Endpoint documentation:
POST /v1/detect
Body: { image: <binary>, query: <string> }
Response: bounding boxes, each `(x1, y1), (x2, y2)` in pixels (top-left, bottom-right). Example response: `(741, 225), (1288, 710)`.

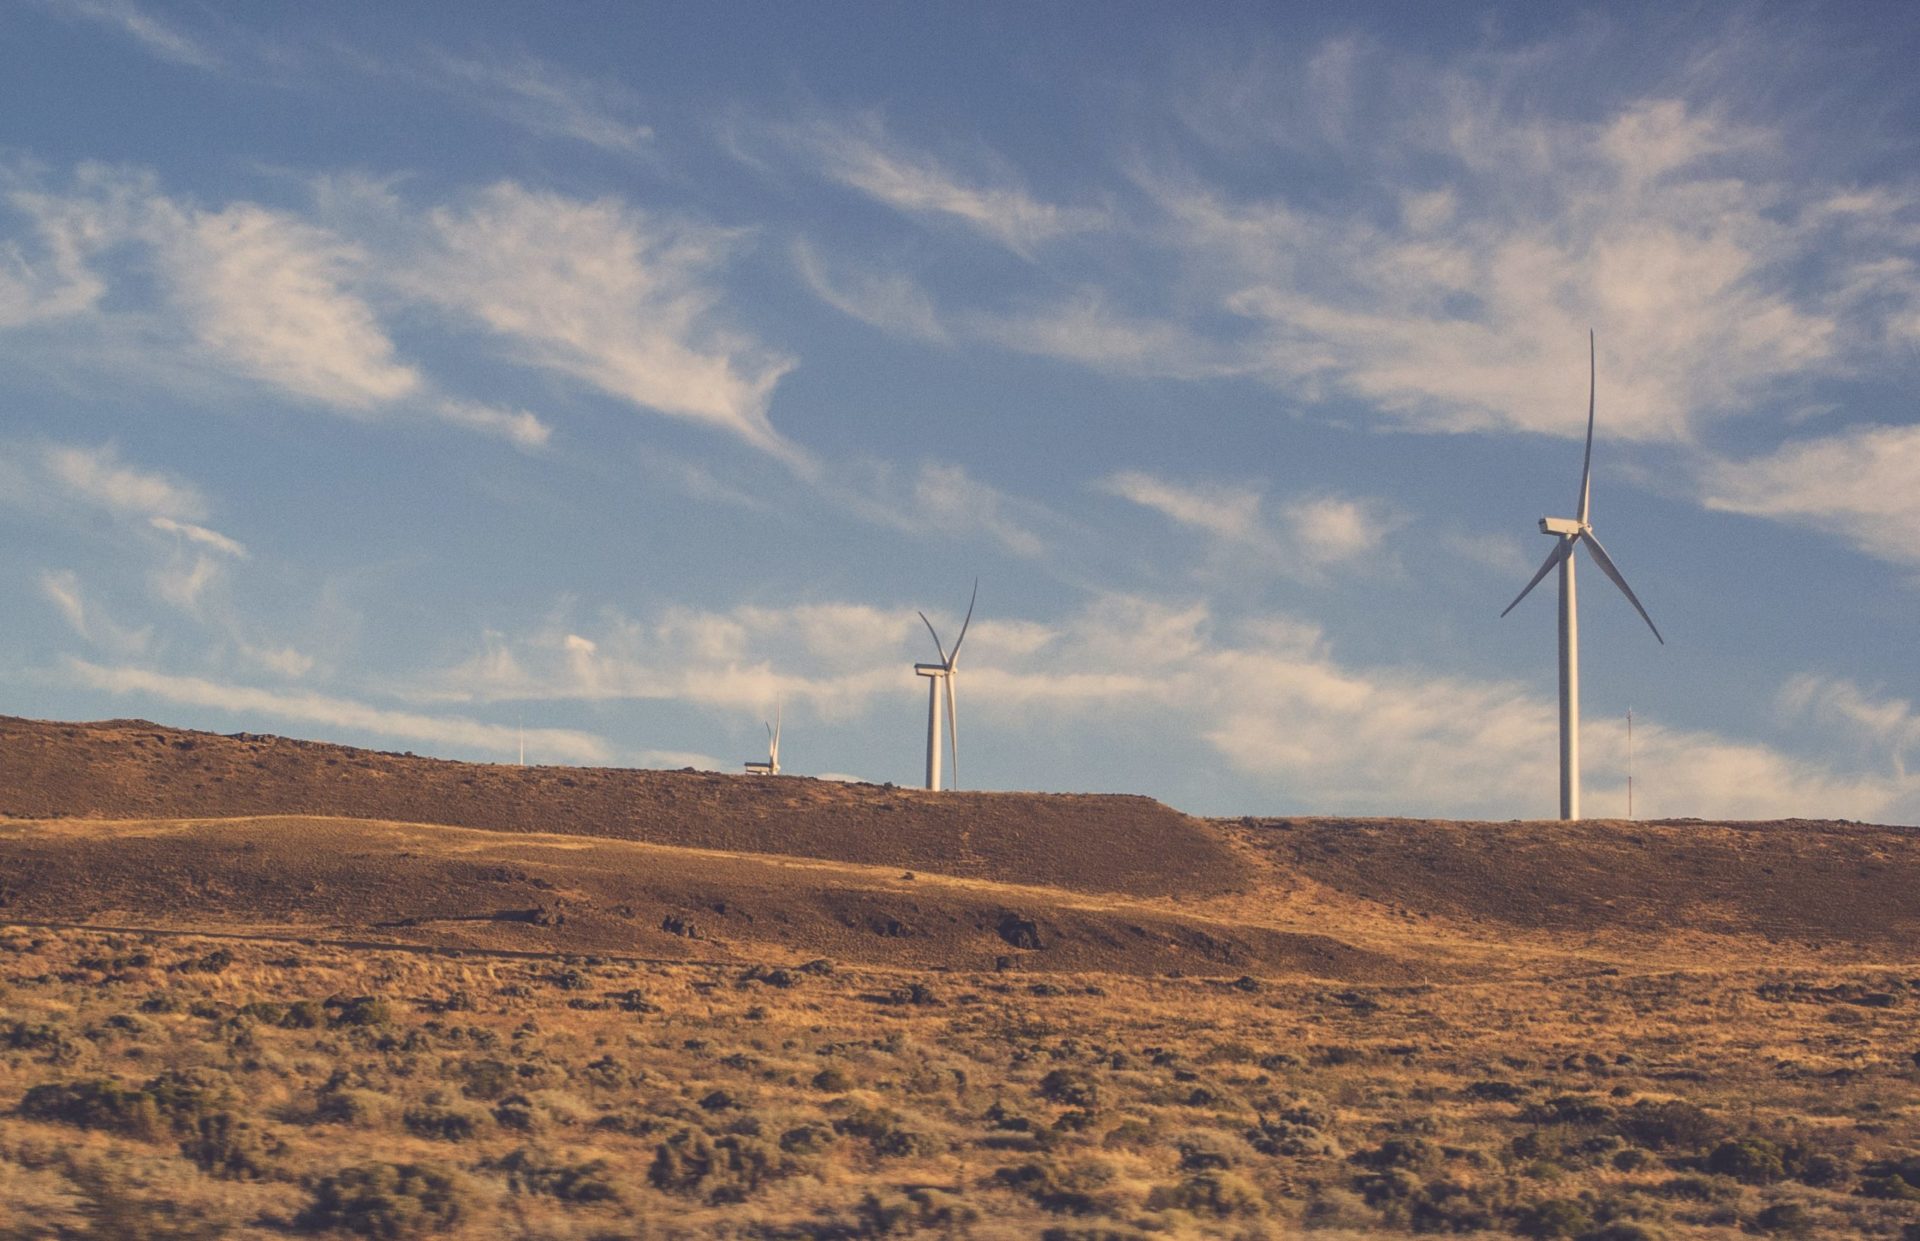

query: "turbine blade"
(1578, 329), (1596, 525)
(945, 671), (959, 790)
(1579, 531), (1664, 644)
(947, 578), (979, 666)
(1500, 539), (1573, 618)
(918, 610), (950, 664)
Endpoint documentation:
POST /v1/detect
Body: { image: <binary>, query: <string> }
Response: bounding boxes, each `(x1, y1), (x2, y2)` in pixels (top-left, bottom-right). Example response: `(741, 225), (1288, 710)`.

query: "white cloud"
(35, 568), (151, 655)
(423, 591), (1907, 819)
(425, 601), (924, 719)
(432, 398), (552, 449)
(2, 169), (432, 420)
(427, 52), (652, 154)
(1702, 423), (1920, 567)
(37, 0), (220, 70)
(1099, 471), (1260, 540)
(38, 569), (88, 634)
(1020, 597), (1902, 820)
(905, 462), (1047, 558)
(780, 115), (1105, 254)
(0, 184), (109, 327)
(1779, 674), (1920, 781)
(1099, 470), (1399, 576)
(149, 515), (247, 558)
(1285, 495), (1389, 569)
(15, 443), (252, 583)
(792, 240), (948, 344)
(67, 658), (611, 763)
(239, 642), (316, 679)
(42, 442), (205, 520)
(972, 292), (1234, 380)
(151, 553), (221, 611)
(418, 183), (799, 459)
(832, 460), (1053, 558)
(836, 56), (1909, 450)
(3, 166), (809, 452)
(157, 201), (420, 410)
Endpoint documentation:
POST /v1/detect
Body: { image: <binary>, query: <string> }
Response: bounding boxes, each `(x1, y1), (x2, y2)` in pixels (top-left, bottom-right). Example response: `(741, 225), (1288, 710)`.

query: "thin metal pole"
(1626, 707), (1634, 821)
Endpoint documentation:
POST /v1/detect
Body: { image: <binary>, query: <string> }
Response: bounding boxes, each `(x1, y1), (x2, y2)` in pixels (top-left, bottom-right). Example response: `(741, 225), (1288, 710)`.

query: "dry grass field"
(2, 716), (1918, 1239)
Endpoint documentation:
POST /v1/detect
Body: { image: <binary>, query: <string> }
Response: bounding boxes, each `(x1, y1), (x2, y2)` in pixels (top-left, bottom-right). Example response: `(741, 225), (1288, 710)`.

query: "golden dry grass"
(2, 922), (1918, 1239)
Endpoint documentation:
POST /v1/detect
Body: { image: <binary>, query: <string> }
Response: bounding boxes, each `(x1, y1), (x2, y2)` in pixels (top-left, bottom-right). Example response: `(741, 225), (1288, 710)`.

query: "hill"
(0, 715), (1239, 899)
(4, 714), (1919, 978)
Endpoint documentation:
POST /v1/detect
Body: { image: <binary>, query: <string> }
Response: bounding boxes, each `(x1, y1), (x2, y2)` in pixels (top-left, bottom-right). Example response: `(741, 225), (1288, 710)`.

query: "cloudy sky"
(4, 2), (1918, 822)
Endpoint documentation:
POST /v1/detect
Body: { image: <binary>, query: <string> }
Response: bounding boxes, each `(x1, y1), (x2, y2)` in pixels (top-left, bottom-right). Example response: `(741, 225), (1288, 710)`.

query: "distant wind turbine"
(743, 705), (781, 776)
(914, 581), (976, 792)
(1500, 331), (1663, 821)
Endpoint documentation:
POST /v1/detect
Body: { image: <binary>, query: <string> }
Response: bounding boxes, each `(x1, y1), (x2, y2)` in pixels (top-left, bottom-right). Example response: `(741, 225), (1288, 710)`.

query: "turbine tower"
(914, 580), (976, 792)
(1500, 331), (1663, 821)
(743, 705), (781, 776)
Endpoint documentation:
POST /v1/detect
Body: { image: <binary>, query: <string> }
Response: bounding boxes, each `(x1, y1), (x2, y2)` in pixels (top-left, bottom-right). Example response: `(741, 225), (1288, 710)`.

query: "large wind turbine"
(913, 581), (976, 792)
(743, 705), (781, 776)
(1500, 332), (1663, 821)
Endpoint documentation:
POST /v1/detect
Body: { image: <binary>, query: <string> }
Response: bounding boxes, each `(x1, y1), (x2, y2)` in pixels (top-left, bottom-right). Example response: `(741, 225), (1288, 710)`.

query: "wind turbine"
(743, 705), (781, 775)
(914, 580), (976, 792)
(1500, 331), (1663, 821)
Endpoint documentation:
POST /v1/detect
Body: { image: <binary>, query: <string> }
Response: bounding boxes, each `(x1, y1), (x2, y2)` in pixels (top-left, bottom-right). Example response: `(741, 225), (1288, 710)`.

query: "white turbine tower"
(743, 705), (781, 776)
(1500, 331), (1663, 821)
(914, 581), (976, 792)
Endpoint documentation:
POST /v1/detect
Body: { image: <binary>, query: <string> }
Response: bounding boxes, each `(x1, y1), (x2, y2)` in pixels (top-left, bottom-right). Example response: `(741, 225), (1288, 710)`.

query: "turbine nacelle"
(1539, 516), (1587, 537)
(914, 663), (948, 677)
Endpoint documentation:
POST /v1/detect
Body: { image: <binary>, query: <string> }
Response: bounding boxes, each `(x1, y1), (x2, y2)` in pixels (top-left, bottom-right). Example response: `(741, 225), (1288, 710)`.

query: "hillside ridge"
(6, 715), (1920, 975)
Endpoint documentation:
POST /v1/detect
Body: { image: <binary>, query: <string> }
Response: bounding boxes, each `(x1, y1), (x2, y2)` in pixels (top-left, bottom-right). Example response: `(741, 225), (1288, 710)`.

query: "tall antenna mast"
(519, 718), (525, 767)
(1626, 707), (1633, 820)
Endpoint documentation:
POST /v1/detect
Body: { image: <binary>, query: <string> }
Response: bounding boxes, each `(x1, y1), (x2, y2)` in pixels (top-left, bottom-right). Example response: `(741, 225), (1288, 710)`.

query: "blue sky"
(4, 1), (1918, 821)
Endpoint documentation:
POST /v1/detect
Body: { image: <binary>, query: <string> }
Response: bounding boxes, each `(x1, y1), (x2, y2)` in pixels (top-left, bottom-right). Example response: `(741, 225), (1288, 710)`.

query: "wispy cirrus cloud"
(425, 51), (654, 155)
(157, 201), (420, 410)
(2, 166), (783, 453)
(770, 114), (1105, 255)
(430, 398), (552, 449)
(971, 291), (1234, 380)
(1100, 91), (1854, 444)
(834, 460), (1051, 559)
(1099, 470), (1401, 577)
(791, 239), (948, 344)
(3, 168), (425, 418)
(35, 0), (220, 70)
(1779, 674), (1920, 781)
(8, 442), (252, 588)
(1702, 423), (1920, 568)
(67, 658), (611, 763)
(38, 569), (151, 655)
(415, 182), (800, 460)
(148, 516), (247, 559)
(790, 47), (1916, 455)
(40, 440), (207, 521)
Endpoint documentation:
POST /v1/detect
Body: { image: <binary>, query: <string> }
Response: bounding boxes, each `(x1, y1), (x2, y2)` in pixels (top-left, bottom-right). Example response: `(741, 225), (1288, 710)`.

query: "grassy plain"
(3, 923), (1918, 1239)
